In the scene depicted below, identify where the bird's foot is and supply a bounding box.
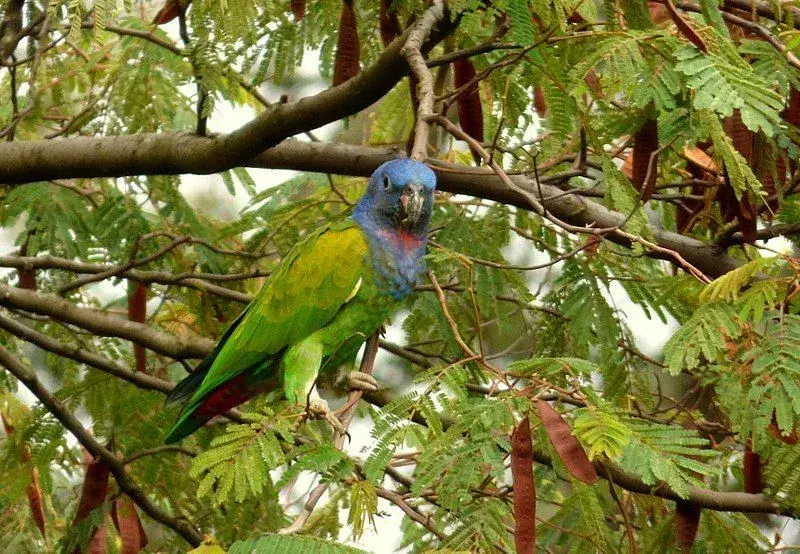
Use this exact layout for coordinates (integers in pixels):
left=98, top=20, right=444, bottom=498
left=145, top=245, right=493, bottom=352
left=306, top=398, right=347, bottom=435
left=346, top=371, right=380, bottom=393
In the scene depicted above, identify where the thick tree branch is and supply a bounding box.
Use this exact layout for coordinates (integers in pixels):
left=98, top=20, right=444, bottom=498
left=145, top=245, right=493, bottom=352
left=249, top=140, right=743, bottom=279
left=0, top=344, right=204, bottom=546
left=0, top=14, right=454, bottom=184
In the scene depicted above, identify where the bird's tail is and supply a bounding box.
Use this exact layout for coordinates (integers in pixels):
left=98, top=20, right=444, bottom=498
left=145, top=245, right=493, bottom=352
left=165, top=363, right=211, bottom=406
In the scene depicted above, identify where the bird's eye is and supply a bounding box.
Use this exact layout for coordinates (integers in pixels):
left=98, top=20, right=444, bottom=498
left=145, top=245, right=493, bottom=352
left=382, top=175, right=391, bottom=190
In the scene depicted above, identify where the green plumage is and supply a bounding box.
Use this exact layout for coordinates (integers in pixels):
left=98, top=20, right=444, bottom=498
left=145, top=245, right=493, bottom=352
left=165, top=220, right=397, bottom=443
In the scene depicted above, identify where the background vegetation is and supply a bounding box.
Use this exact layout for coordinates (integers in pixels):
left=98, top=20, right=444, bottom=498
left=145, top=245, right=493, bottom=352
left=1, top=0, right=800, bottom=552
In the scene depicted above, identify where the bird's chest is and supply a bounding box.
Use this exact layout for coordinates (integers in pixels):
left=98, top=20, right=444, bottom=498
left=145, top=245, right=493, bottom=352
left=365, top=231, right=426, bottom=300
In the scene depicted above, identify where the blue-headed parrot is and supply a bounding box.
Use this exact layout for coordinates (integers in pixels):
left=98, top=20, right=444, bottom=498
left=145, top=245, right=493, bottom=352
left=164, top=159, right=436, bottom=443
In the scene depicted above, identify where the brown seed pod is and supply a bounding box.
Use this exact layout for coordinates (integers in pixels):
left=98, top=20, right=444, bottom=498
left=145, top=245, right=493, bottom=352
left=675, top=500, right=701, bottom=553
left=632, top=118, right=659, bottom=202
left=290, top=0, right=306, bottom=20
left=453, top=58, right=484, bottom=165
left=511, top=417, right=536, bottom=554
left=784, top=87, right=800, bottom=128
left=743, top=442, right=763, bottom=493
left=379, top=0, right=401, bottom=48
left=333, top=0, right=360, bottom=86
left=127, top=281, right=148, bottom=373
left=26, top=467, right=46, bottom=538
left=72, top=451, right=111, bottom=554
left=533, top=86, right=547, bottom=117
left=537, top=400, right=598, bottom=484
left=112, top=496, right=149, bottom=554
left=152, top=0, right=189, bottom=25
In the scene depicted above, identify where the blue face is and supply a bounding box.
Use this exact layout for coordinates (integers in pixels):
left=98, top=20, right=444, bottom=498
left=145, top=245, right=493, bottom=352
left=362, top=159, right=436, bottom=233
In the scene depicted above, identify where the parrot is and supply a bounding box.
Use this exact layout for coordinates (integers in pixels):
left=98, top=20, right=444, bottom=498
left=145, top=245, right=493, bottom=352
left=164, top=159, right=436, bottom=443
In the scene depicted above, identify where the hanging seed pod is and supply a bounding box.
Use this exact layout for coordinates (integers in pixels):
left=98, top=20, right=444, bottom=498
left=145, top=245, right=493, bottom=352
left=72, top=450, right=110, bottom=554
left=537, top=400, right=598, bottom=484
left=112, top=496, right=149, bottom=554
left=675, top=501, right=701, bottom=554
left=290, top=0, right=306, bottom=20
left=453, top=58, right=484, bottom=165
left=379, top=0, right=400, bottom=48
left=153, top=0, right=190, bottom=25
left=743, top=442, right=763, bottom=493
left=333, top=0, right=360, bottom=86
left=784, top=87, right=800, bottom=128
left=533, top=86, right=547, bottom=117
left=27, top=466, right=46, bottom=538
left=127, top=281, right=148, bottom=373
left=648, top=1, right=670, bottom=24
left=511, top=417, right=536, bottom=554
left=632, top=118, right=659, bottom=202
left=18, top=268, right=35, bottom=290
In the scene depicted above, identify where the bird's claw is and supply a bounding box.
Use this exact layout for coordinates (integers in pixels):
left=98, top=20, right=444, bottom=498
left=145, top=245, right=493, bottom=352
left=346, top=371, right=380, bottom=392
left=307, top=398, right=347, bottom=436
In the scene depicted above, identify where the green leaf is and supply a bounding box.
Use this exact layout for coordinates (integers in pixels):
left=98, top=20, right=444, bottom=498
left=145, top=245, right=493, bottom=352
left=229, top=534, right=368, bottom=554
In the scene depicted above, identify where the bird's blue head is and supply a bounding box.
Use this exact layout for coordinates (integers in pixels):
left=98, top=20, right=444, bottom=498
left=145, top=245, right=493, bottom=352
left=353, top=159, right=436, bottom=236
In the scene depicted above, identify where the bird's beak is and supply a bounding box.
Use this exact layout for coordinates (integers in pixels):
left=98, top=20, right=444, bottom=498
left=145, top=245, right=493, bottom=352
left=399, top=183, right=424, bottom=228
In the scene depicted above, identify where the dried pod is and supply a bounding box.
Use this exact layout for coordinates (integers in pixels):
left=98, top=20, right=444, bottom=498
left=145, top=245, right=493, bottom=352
left=333, top=0, right=360, bottom=86
left=112, top=496, right=149, bottom=554
left=72, top=451, right=111, bottom=554
left=18, top=268, right=35, bottom=290
left=290, top=0, right=306, bottom=20
left=26, top=467, right=46, bottom=538
left=537, top=400, right=598, bottom=484
left=453, top=58, right=484, bottom=165
left=784, top=87, right=800, bottom=128
left=153, top=0, right=189, bottom=25
left=533, top=86, right=547, bottom=117
left=127, top=281, right=148, bottom=373
left=675, top=500, right=701, bottom=553
left=632, top=118, right=659, bottom=202
left=722, top=111, right=757, bottom=243
left=648, top=1, right=670, bottom=24
left=379, top=0, right=401, bottom=48
left=511, top=417, right=536, bottom=554
left=743, top=442, right=763, bottom=493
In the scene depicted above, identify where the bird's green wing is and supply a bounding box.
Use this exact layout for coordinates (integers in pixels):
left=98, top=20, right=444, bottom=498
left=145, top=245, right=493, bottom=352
left=185, top=219, right=370, bottom=405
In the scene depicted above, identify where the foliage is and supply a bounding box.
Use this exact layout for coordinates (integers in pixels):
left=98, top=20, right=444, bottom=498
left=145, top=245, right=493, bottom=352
left=0, top=0, right=800, bottom=552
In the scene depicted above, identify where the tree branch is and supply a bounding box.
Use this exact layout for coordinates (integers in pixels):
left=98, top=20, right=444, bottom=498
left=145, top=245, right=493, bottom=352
left=248, top=140, right=744, bottom=279
left=0, top=15, right=455, bottom=184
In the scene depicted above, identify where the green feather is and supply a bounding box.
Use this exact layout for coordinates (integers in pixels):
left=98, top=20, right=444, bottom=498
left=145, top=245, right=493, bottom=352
left=166, top=219, right=391, bottom=442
